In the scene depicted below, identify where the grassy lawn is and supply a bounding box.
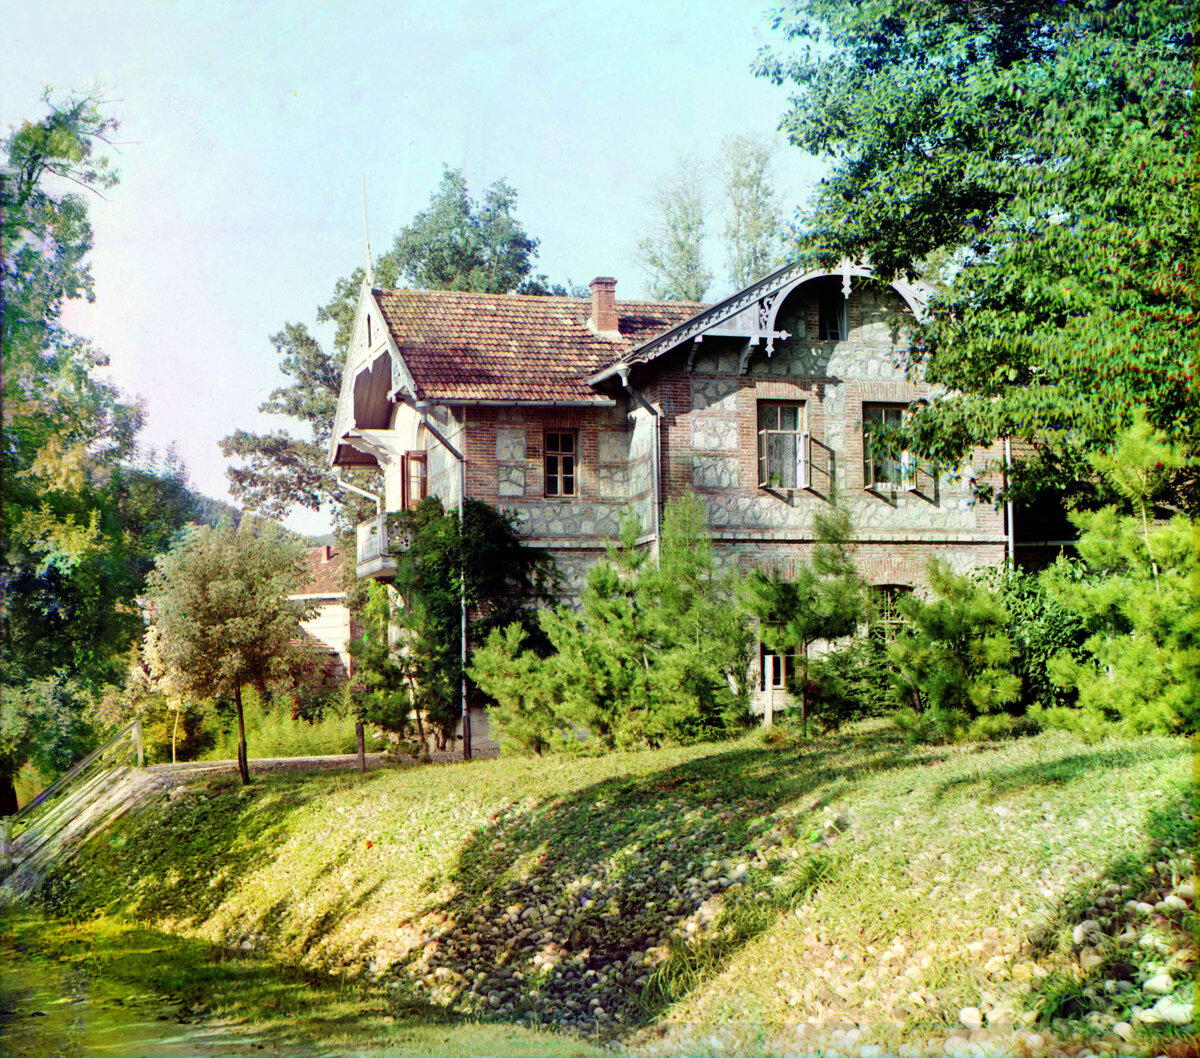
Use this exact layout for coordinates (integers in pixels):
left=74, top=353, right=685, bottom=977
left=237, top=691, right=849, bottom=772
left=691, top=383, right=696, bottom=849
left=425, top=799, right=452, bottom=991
left=6, top=721, right=1195, bottom=1056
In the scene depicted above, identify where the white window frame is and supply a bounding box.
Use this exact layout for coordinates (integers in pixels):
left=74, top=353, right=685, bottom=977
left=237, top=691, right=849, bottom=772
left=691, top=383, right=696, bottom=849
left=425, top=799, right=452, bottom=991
left=757, top=402, right=811, bottom=491
left=863, top=404, right=918, bottom=492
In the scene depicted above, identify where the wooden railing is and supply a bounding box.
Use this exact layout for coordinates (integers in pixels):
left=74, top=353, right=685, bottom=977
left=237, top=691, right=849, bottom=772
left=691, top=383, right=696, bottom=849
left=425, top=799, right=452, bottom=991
left=1, top=718, right=143, bottom=874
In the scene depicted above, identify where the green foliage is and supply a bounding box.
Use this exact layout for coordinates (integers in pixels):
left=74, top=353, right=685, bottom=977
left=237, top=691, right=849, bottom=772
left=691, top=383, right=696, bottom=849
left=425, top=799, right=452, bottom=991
left=1037, top=510, right=1198, bottom=738
left=472, top=495, right=751, bottom=752
left=1, top=95, right=210, bottom=805
left=746, top=509, right=872, bottom=732
left=758, top=1, right=1197, bottom=509
left=352, top=499, right=555, bottom=752
left=221, top=168, right=567, bottom=523
left=716, top=133, right=783, bottom=289
left=805, top=635, right=898, bottom=733
left=635, top=155, right=713, bottom=301
left=146, top=520, right=316, bottom=704
left=201, top=686, right=360, bottom=761
left=887, top=561, right=1022, bottom=742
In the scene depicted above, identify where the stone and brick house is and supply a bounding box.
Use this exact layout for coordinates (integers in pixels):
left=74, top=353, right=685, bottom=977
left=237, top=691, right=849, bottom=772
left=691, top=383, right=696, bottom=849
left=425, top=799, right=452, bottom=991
left=327, top=263, right=1012, bottom=712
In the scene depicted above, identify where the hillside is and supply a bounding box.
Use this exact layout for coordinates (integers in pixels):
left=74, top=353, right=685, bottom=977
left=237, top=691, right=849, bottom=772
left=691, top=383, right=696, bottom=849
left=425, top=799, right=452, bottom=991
left=9, top=722, right=1196, bottom=1056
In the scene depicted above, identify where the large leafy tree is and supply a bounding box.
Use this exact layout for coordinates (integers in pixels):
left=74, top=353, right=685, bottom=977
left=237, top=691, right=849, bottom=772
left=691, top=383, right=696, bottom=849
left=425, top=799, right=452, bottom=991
left=757, top=0, right=1195, bottom=507
left=1, top=96, right=206, bottom=810
left=146, top=520, right=315, bottom=784
left=221, top=167, right=566, bottom=522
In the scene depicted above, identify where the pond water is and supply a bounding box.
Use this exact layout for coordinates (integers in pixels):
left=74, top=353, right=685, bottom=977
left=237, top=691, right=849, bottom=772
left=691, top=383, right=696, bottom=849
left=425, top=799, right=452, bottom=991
left=0, top=946, right=270, bottom=1057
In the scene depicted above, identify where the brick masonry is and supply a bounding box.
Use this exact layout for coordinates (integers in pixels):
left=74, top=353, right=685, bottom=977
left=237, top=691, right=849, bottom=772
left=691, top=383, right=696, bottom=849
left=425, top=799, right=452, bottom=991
left=402, top=280, right=1008, bottom=601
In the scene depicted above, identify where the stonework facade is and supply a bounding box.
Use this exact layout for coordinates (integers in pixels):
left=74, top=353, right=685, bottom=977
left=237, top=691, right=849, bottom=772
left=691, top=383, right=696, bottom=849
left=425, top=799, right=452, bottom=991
left=330, top=266, right=1012, bottom=713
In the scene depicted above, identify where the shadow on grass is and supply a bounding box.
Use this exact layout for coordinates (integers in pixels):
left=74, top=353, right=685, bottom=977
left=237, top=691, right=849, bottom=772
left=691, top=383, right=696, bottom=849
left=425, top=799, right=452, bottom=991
left=1021, top=779, right=1196, bottom=1049
left=932, top=743, right=1187, bottom=804
left=34, top=767, right=396, bottom=946
left=371, top=724, right=931, bottom=1037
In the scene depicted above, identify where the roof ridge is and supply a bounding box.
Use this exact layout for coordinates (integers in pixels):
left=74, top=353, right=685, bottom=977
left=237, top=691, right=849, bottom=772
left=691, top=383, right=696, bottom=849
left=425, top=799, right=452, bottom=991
left=372, top=286, right=707, bottom=309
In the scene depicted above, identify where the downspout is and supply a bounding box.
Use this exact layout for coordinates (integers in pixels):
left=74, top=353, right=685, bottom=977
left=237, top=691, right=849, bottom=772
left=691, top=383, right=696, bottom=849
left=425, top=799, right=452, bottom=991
left=391, top=389, right=472, bottom=760
left=1003, top=437, right=1015, bottom=568
left=335, top=469, right=383, bottom=515
left=615, top=364, right=660, bottom=556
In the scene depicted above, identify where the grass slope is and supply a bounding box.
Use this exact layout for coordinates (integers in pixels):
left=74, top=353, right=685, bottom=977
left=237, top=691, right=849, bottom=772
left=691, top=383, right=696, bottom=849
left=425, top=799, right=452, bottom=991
left=13, top=722, right=1197, bottom=1056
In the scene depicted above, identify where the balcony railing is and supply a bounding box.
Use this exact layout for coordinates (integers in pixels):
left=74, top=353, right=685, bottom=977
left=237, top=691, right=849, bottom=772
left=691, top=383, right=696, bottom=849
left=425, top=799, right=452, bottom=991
left=356, top=514, right=399, bottom=581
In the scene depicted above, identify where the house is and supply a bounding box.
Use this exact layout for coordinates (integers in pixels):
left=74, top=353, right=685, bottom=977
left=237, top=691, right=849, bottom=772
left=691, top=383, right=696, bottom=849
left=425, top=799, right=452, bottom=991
left=327, top=263, right=1011, bottom=714
left=290, top=545, right=357, bottom=682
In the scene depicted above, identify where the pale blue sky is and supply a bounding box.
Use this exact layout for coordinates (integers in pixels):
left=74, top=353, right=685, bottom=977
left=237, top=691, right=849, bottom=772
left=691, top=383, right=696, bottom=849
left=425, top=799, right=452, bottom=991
left=4, top=0, right=824, bottom=535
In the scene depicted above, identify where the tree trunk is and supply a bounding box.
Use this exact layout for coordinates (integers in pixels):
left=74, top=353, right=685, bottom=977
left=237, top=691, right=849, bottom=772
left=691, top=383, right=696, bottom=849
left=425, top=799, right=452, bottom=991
left=800, top=642, right=810, bottom=738
left=235, top=684, right=250, bottom=785
left=171, top=703, right=180, bottom=764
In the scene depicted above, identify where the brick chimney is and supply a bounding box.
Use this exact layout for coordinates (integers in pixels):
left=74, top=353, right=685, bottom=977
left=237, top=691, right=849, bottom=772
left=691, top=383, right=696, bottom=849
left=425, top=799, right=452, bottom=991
left=588, top=276, right=619, bottom=336
left=323, top=544, right=333, bottom=563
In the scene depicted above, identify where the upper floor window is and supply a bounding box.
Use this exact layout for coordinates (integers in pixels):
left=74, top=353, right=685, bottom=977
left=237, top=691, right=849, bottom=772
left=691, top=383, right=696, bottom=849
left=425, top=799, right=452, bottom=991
left=863, top=403, right=911, bottom=490
left=402, top=451, right=427, bottom=509
left=758, top=402, right=810, bottom=490
left=545, top=430, right=577, bottom=497
left=819, top=294, right=846, bottom=341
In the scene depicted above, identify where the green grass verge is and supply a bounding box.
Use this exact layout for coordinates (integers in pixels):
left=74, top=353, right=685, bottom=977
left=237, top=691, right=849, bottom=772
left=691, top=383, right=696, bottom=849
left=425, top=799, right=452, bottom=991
left=14, top=721, right=1197, bottom=1056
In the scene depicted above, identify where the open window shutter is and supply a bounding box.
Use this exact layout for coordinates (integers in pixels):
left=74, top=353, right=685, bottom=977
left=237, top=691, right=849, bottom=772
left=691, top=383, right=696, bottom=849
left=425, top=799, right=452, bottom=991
left=901, top=450, right=918, bottom=492
left=798, top=431, right=812, bottom=490
left=400, top=453, right=409, bottom=510
left=407, top=451, right=427, bottom=507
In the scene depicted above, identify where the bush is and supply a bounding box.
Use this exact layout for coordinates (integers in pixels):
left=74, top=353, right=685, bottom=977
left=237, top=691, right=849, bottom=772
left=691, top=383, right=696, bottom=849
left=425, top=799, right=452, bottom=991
left=887, top=560, right=1022, bottom=741
left=802, top=635, right=899, bottom=734
left=471, top=495, right=751, bottom=752
left=201, top=687, right=360, bottom=760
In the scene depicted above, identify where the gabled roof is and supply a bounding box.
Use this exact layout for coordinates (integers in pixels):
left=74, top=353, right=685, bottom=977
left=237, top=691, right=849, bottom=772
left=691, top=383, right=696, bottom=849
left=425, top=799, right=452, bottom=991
left=589, top=260, right=936, bottom=384
left=293, top=546, right=346, bottom=598
left=372, top=288, right=705, bottom=404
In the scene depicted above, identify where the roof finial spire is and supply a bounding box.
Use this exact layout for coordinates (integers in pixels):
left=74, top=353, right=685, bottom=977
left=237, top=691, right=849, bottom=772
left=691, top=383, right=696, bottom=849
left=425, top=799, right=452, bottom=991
left=362, top=174, right=374, bottom=288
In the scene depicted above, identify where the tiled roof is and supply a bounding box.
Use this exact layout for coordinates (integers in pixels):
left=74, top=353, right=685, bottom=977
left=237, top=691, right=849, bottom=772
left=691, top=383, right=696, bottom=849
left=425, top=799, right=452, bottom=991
left=372, top=289, right=706, bottom=403
left=294, top=546, right=346, bottom=597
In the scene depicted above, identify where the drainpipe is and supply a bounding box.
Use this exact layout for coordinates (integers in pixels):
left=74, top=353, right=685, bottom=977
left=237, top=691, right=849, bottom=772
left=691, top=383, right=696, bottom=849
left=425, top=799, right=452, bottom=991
left=1003, top=437, right=1015, bottom=568
left=390, top=391, right=472, bottom=760
left=335, top=469, right=383, bottom=515
left=615, top=364, right=660, bottom=556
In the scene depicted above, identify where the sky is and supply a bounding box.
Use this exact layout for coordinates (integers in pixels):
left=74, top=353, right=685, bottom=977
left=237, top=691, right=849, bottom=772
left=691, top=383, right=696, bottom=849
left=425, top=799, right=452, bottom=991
left=4, top=0, right=825, bottom=536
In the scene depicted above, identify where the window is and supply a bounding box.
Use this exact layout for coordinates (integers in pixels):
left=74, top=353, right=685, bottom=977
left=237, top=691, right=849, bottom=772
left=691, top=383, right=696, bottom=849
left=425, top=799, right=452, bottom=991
left=874, top=584, right=912, bottom=638
left=544, top=430, right=577, bottom=497
left=402, top=451, right=427, bottom=509
left=863, top=404, right=913, bottom=490
left=759, top=643, right=794, bottom=692
left=819, top=295, right=845, bottom=341
left=758, top=403, right=810, bottom=490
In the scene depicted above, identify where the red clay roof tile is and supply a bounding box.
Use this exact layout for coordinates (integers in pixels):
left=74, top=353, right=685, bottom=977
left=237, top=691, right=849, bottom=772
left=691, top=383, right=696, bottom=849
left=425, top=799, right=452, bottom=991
left=371, top=289, right=705, bottom=403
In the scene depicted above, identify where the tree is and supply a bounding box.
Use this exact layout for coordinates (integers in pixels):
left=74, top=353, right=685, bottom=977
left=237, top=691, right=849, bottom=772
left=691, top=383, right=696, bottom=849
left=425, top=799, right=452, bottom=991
left=221, top=166, right=568, bottom=523
left=472, top=495, right=751, bottom=752
left=745, top=509, right=871, bottom=734
left=351, top=498, right=556, bottom=754
left=757, top=1, right=1196, bottom=508
left=887, top=562, right=1022, bottom=742
left=146, top=520, right=315, bottom=783
left=635, top=155, right=713, bottom=302
left=1037, top=420, right=1198, bottom=737
left=716, top=133, right=783, bottom=288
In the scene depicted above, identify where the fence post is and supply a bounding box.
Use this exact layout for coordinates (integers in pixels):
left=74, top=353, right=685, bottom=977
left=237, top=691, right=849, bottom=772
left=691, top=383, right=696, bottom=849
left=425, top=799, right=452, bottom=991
left=2, top=817, right=12, bottom=873
left=355, top=721, right=366, bottom=774
left=133, top=717, right=144, bottom=767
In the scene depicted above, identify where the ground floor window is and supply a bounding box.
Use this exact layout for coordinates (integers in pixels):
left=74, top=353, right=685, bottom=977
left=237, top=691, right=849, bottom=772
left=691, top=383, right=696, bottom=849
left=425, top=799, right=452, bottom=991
left=759, top=643, right=795, bottom=692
